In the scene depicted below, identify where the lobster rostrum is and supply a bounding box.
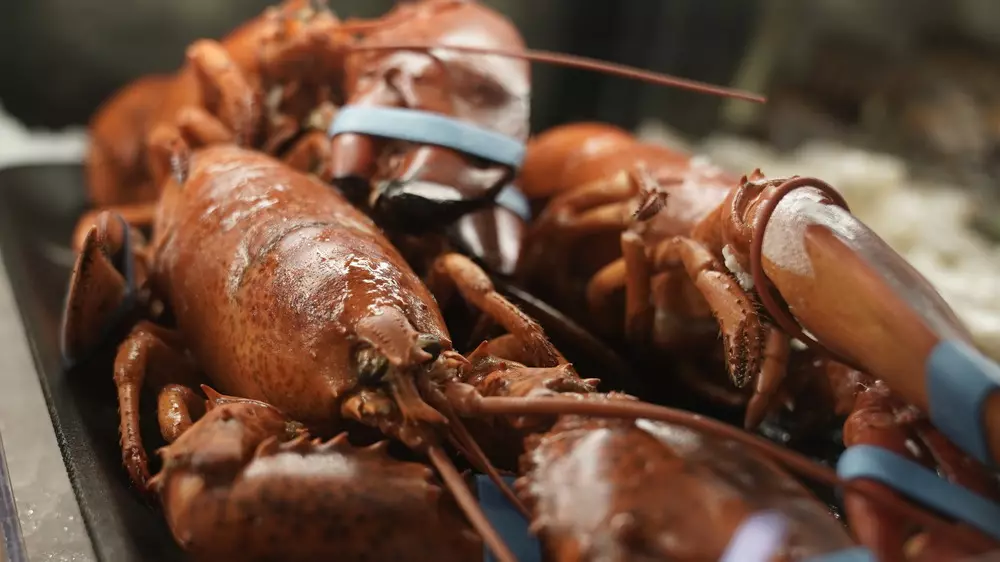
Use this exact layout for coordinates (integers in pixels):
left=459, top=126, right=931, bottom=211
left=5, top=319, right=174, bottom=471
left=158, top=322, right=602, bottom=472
left=516, top=123, right=1000, bottom=467
left=63, top=143, right=976, bottom=561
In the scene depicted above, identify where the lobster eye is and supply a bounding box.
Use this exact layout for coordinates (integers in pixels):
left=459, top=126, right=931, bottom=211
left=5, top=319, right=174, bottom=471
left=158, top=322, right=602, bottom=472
left=416, top=334, right=444, bottom=361
left=356, top=346, right=390, bottom=386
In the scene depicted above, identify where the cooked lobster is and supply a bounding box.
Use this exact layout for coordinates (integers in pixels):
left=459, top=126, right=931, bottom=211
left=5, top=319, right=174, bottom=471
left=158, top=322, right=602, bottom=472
left=63, top=144, right=966, bottom=560
left=79, top=0, right=768, bottom=277
left=516, top=123, right=1000, bottom=469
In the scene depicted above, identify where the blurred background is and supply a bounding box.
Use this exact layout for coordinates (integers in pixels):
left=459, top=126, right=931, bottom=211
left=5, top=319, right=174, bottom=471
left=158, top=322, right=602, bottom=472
left=1, top=0, right=1000, bottom=354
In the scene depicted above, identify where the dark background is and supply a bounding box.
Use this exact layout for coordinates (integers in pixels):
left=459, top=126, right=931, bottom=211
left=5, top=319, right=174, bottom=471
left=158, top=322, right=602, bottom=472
left=4, top=0, right=1000, bottom=191
left=0, top=0, right=758, bottom=137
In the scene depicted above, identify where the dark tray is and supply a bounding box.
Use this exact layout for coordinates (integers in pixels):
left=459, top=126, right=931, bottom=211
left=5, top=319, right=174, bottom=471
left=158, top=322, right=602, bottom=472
left=0, top=163, right=650, bottom=562
left=0, top=164, right=185, bottom=562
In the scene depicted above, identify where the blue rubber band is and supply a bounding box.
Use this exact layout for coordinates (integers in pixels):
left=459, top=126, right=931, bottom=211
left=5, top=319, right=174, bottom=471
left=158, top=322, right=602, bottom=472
left=720, top=510, right=788, bottom=562
left=723, top=512, right=876, bottom=562
left=328, top=106, right=526, bottom=169
left=60, top=215, right=138, bottom=369
left=804, top=547, right=876, bottom=562
left=494, top=185, right=531, bottom=222
left=476, top=475, right=541, bottom=562
left=926, top=339, right=1000, bottom=466
left=837, top=445, right=1000, bottom=542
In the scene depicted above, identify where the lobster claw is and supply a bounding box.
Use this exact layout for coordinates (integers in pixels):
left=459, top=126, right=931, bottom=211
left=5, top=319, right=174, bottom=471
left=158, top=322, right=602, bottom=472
left=371, top=177, right=492, bottom=232
left=446, top=187, right=530, bottom=277
left=838, top=385, right=1000, bottom=560
left=61, top=212, right=145, bottom=368
left=755, top=182, right=1000, bottom=466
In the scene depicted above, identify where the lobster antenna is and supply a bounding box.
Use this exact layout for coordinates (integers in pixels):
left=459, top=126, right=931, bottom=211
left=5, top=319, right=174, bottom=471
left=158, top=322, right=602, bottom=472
left=447, top=412, right=533, bottom=519
left=349, top=43, right=766, bottom=103
left=423, top=375, right=533, bottom=519
left=427, top=445, right=518, bottom=562
left=457, top=393, right=994, bottom=549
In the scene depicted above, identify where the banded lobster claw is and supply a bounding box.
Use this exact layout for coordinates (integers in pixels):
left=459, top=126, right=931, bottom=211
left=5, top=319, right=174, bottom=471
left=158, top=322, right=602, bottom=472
left=327, top=104, right=530, bottom=276
left=323, top=0, right=532, bottom=275
left=733, top=173, right=1000, bottom=467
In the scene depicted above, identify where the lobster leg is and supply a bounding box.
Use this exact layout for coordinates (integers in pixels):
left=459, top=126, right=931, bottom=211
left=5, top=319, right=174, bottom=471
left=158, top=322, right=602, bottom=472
left=621, top=230, right=654, bottom=341
left=471, top=333, right=568, bottom=367
left=174, top=105, right=234, bottom=147
left=744, top=329, right=792, bottom=429
left=428, top=253, right=561, bottom=368
left=185, top=40, right=261, bottom=146
left=113, top=321, right=200, bottom=491
left=650, top=236, right=769, bottom=393
left=157, top=384, right=207, bottom=444
left=146, top=123, right=192, bottom=189
left=282, top=130, right=333, bottom=177
left=582, top=229, right=659, bottom=342
left=456, top=338, right=595, bottom=469
left=152, top=398, right=480, bottom=562
left=584, top=258, right=628, bottom=333
left=518, top=170, right=637, bottom=300
left=521, top=172, right=635, bottom=266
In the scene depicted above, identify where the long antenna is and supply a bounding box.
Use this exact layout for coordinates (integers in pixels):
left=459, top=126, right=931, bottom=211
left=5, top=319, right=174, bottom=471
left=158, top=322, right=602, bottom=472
left=349, top=43, right=767, bottom=103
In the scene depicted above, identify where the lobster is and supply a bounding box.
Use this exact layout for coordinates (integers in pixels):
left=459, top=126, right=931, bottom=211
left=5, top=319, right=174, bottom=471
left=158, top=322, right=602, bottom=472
left=78, top=0, right=534, bottom=276
left=515, top=122, right=1000, bottom=469
left=152, top=338, right=860, bottom=562
left=461, top=338, right=999, bottom=561
left=78, top=0, right=770, bottom=278
left=63, top=144, right=971, bottom=561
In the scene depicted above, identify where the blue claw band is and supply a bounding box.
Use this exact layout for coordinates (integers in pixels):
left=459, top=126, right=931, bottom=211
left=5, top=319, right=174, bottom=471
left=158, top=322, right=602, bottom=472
left=838, top=445, right=1000, bottom=541
left=328, top=105, right=526, bottom=169
left=476, top=475, right=541, bottom=562
left=720, top=510, right=788, bottom=562
left=926, top=339, right=1000, bottom=465
left=60, top=215, right=138, bottom=370
left=494, top=185, right=532, bottom=222
left=805, top=547, right=876, bottom=562
left=724, top=512, right=876, bottom=562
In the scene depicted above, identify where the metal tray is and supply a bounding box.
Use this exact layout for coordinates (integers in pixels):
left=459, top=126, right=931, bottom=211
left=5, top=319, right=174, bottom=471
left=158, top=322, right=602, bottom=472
left=0, top=163, right=655, bottom=562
